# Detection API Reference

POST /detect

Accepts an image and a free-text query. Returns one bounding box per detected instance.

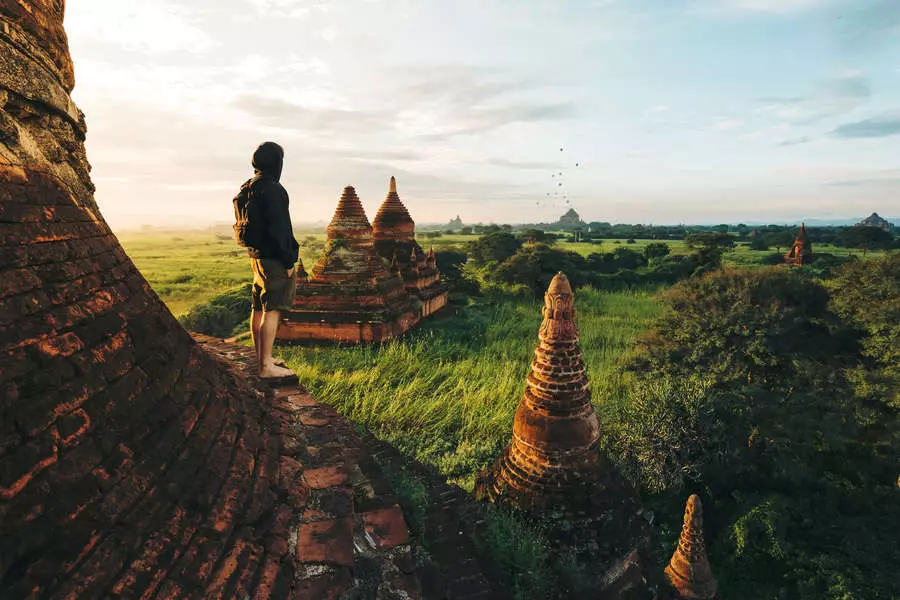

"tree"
[837,226,894,255]
[685,231,735,250]
[468,232,523,265]
[491,244,588,296]
[632,268,854,388]
[748,237,769,251]
[761,229,795,253]
[828,253,900,408]
[612,247,645,270]
[517,229,556,244]
[460,226,474,235]
[643,242,671,261]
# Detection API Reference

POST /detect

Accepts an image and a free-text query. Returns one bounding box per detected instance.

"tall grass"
[278,287,660,488]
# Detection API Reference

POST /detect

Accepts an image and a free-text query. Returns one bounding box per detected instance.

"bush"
[468,232,523,265]
[178,283,252,337]
[491,244,588,296]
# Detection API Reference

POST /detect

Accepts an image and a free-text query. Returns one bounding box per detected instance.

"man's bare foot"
[259,362,295,379]
[273,357,287,367]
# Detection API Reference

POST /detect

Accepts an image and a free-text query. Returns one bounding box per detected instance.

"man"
[243,141,300,378]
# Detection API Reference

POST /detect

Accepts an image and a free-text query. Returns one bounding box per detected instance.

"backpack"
[232,179,265,248]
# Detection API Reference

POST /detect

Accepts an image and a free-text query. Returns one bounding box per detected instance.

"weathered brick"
[296,518,354,567]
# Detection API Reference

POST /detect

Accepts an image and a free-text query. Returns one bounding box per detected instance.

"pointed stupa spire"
[326,185,372,240]
[373,175,415,241]
[477,272,601,511]
[664,495,717,599]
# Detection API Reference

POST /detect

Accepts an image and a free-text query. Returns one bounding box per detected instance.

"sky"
[64,0,900,229]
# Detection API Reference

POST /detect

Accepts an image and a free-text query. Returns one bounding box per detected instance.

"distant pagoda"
[448,215,464,229]
[784,223,812,267]
[278,186,417,343]
[556,208,585,228]
[858,212,895,233]
[372,176,448,318]
[476,273,602,512]
[664,495,717,599]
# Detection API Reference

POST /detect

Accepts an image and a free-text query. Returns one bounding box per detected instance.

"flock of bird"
[536,146,582,209]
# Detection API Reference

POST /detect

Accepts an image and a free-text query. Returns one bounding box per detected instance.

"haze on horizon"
[65,0,900,230]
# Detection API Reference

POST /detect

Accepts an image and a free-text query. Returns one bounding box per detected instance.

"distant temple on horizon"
[277,178,448,343]
[556,208,585,229]
[857,212,895,233]
[784,223,812,267]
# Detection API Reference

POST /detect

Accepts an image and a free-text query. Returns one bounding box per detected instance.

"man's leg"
[250,309,263,364]
[258,309,293,378]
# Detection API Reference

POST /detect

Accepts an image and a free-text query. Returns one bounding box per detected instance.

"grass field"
[276,287,662,489]
[118,229,322,315]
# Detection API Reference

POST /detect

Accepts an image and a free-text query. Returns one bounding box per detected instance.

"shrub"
[468,232,523,265]
[178,283,252,338]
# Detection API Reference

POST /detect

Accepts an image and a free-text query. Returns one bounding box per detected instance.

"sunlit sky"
[65,0,900,229]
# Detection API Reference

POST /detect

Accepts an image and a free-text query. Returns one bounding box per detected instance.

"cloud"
[753,72,871,126]
[483,158,561,170]
[830,112,900,138]
[690,0,827,16]
[232,65,577,141]
[649,105,670,112]
[65,0,215,54]
[834,0,900,48]
[777,136,812,146]
[242,0,330,18]
[710,117,745,131]
[232,95,392,134]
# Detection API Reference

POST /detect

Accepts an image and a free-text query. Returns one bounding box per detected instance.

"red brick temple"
[664,495,718,599]
[372,176,448,318]
[277,185,418,343]
[784,223,812,267]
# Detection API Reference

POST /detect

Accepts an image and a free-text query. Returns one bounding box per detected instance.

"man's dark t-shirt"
[245,142,299,269]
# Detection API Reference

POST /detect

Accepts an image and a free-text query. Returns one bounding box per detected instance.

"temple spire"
[373,175,415,241]
[664,495,717,599]
[476,272,600,511]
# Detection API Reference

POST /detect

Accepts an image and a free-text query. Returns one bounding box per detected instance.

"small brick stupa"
[784,223,812,266]
[277,186,417,343]
[372,176,448,318]
[664,495,717,599]
[476,272,601,512]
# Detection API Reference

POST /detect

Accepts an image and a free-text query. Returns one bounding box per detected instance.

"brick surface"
[296,518,355,567]
[362,505,410,549]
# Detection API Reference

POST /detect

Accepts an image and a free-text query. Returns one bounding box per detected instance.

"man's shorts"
[250,258,297,312]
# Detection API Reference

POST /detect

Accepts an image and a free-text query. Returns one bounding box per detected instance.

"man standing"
[239,141,300,379]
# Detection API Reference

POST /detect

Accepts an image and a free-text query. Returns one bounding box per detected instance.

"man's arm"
[261,184,299,270]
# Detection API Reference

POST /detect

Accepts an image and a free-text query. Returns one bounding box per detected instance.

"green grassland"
[118,229,322,315]
[277,287,661,489]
